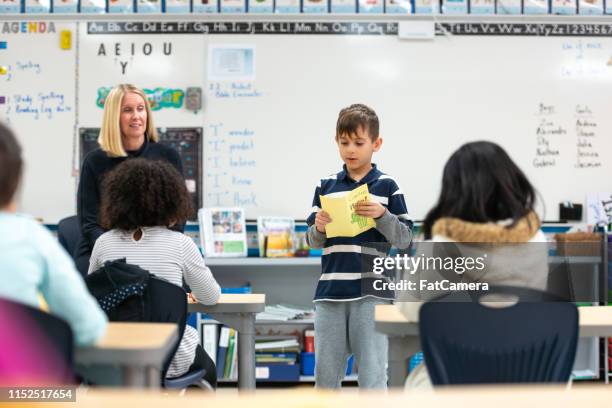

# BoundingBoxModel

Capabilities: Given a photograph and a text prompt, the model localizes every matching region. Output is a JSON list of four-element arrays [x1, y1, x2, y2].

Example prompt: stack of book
[[200, 322, 303, 382], [255, 337, 300, 382], [256, 304, 314, 322]]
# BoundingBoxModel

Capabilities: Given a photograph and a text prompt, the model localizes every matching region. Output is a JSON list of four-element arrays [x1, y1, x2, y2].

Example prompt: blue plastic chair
[[57, 215, 81, 258], [419, 286, 578, 385]]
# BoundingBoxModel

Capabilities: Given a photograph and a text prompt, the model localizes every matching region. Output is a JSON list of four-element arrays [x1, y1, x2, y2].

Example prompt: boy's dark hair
[[0, 123, 23, 207], [100, 158, 193, 231], [421, 141, 537, 240], [336, 104, 379, 141]]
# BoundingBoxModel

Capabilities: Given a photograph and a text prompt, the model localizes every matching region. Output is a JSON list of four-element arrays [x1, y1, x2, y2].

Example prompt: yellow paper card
[[320, 184, 376, 238]]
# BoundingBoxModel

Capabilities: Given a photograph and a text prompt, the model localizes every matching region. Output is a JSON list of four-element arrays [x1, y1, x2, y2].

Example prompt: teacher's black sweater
[[75, 139, 184, 268]]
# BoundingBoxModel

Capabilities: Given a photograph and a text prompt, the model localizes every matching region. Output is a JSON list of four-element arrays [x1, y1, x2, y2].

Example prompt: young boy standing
[[306, 104, 413, 389]]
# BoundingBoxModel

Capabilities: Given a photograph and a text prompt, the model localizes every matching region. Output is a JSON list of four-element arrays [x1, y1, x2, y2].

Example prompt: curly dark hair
[[100, 158, 193, 231]]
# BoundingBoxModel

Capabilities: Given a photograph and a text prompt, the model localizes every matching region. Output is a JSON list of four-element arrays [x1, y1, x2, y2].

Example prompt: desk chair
[[86, 270, 211, 391], [146, 277, 212, 391], [419, 286, 578, 385], [0, 298, 75, 385], [57, 216, 81, 259]]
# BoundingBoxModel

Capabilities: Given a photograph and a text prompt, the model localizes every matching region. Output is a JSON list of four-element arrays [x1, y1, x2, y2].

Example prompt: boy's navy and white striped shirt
[[306, 164, 413, 302]]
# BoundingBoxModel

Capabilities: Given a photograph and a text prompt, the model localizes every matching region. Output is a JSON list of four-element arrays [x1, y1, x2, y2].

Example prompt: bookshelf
[[256, 319, 315, 325], [206, 257, 320, 267], [218, 375, 358, 384]]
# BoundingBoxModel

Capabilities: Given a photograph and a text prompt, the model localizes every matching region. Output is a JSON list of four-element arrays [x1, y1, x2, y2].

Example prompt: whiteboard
[[201, 31, 612, 221], [3, 20, 612, 222], [0, 22, 76, 222]]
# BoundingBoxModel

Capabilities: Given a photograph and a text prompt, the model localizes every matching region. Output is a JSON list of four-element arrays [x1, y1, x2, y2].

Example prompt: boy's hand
[[354, 200, 386, 219], [315, 210, 332, 233]]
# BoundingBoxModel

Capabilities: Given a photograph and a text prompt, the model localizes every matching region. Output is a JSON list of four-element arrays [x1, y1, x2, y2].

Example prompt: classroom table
[[188, 293, 266, 390], [75, 322, 178, 388], [375, 305, 612, 387], [60, 384, 612, 408], [549, 256, 606, 304]]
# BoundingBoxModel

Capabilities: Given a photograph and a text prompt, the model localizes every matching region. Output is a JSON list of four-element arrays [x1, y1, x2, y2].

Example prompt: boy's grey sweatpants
[[314, 297, 389, 389]]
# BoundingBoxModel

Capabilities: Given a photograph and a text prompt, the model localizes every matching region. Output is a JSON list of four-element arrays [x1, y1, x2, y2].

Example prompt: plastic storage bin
[[301, 352, 353, 376]]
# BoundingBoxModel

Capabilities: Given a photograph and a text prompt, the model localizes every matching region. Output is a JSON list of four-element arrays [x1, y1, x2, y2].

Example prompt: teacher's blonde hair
[[98, 84, 158, 157]]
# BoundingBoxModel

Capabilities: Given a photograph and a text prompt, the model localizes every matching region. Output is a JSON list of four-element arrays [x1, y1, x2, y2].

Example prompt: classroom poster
[[413, 0, 439, 13], [136, 0, 162, 13], [386, 0, 412, 14], [193, 0, 219, 13], [551, 0, 577, 14], [586, 193, 612, 226], [25, 0, 51, 13], [441, 0, 467, 13], [0, 0, 20, 13], [578, 0, 603, 14], [108, 0, 133, 13], [165, 0, 191, 13], [330, 0, 356, 12], [249, 0, 274, 13], [208, 45, 256, 81], [275, 0, 300, 12], [53, 0, 78, 13], [470, 0, 494, 14], [358, 0, 383, 13], [523, 0, 548, 13], [80, 0, 106, 13], [303, 0, 328, 13], [496, 0, 521, 14], [220, 0, 246, 12]]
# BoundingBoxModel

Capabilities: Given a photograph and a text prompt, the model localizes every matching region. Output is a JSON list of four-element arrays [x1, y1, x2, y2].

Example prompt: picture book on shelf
[[199, 207, 248, 258], [257, 216, 295, 257]]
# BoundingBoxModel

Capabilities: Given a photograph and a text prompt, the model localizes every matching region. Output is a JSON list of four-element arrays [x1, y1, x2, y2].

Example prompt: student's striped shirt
[[306, 164, 413, 302], [88, 226, 221, 378]]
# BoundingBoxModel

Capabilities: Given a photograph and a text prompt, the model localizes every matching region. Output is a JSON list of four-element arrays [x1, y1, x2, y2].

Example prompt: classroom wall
[[2, 20, 612, 222]]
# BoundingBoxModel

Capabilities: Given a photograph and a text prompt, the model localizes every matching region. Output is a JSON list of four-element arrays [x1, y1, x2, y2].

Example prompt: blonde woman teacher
[[75, 84, 183, 276]]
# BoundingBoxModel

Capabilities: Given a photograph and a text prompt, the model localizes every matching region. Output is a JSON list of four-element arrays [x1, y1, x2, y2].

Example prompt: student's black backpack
[[85, 258, 151, 321], [85, 258, 188, 381]]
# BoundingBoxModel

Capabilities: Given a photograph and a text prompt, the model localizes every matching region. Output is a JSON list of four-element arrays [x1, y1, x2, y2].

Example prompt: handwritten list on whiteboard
[[0, 22, 77, 222]]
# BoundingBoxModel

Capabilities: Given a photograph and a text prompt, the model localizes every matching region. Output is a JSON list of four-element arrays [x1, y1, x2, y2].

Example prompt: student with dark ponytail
[[397, 141, 549, 388], [420, 141, 538, 242]]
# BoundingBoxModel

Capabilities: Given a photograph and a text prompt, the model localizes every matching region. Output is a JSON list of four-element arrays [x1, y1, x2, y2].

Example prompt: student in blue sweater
[[306, 104, 413, 389], [0, 123, 107, 347]]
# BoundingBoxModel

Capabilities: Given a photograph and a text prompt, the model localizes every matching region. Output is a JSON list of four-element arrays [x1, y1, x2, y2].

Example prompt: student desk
[[75, 322, 178, 388], [64, 385, 612, 407], [188, 293, 266, 390], [375, 305, 612, 387]]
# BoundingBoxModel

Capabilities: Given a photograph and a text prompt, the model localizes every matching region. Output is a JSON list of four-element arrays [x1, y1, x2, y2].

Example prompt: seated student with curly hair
[[88, 158, 221, 387]]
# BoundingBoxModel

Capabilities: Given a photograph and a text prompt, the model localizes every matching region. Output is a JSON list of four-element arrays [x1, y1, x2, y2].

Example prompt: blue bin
[[408, 352, 424, 373], [301, 352, 315, 375], [300, 352, 353, 376]]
